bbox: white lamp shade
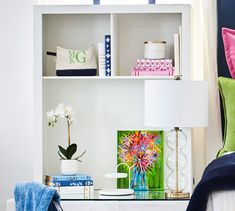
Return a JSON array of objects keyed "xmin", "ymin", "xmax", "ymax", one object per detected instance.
[{"xmin": 144, "ymin": 80, "xmax": 208, "ymax": 128}]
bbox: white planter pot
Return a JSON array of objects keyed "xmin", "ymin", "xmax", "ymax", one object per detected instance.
[{"xmin": 60, "ymin": 160, "xmax": 78, "ymax": 175}]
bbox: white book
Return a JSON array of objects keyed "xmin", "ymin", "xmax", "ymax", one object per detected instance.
[
  {"xmin": 179, "ymin": 26, "xmax": 182, "ymax": 74},
  {"xmin": 56, "ymin": 185, "xmax": 94, "ymax": 195},
  {"xmin": 174, "ymin": 33, "xmax": 180, "ymax": 76},
  {"xmin": 60, "ymin": 193, "xmax": 92, "ymax": 200},
  {"xmin": 98, "ymin": 43, "xmax": 106, "ymax": 77}
]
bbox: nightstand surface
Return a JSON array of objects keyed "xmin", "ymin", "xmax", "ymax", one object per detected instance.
[
  {"xmin": 61, "ymin": 190, "xmax": 189, "ymax": 211},
  {"xmin": 61, "ymin": 189, "xmax": 190, "ymax": 201}
]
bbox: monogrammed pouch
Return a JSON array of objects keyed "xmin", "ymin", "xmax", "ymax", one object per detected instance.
[{"xmin": 55, "ymin": 45, "xmax": 97, "ymax": 76}]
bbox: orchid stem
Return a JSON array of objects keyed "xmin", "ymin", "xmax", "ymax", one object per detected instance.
[{"xmin": 67, "ymin": 119, "xmax": 70, "ymax": 147}]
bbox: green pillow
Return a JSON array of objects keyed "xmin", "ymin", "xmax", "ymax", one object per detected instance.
[{"xmin": 217, "ymin": 77, "xmax": 235, "ymax": 157}]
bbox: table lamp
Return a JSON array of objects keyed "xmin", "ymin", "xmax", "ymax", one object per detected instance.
[{"xmin": 144, "ymin": 78, "xmax": 208, "ymax": 199}]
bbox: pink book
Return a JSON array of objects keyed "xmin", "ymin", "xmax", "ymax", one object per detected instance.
[{"xmin": 131, "ymin": 66, "xmax": 175, "ymax": 76}]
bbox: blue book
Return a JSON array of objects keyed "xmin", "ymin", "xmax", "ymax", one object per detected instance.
[
  {"xmin": 105, "ymin": 35, "xmax": 111, "ymax": 76},
  {"xmin": 52, "ymin": 180, "xmax": 93, "ymax": 187},
  {"xmin": 47, "ymin": 174, "xmax": 92, "ymax": 181}
]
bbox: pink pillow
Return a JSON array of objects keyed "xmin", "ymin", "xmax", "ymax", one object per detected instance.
[{"xmin": 222, "ymin": 27, "xmax": 235, "ymax": 79}]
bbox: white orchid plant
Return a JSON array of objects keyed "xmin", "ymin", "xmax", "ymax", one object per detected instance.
[{"xmin": 47, "ymin": 103, "xmax": 86, "ymax": 161}]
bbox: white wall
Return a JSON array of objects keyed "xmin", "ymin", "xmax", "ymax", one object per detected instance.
[{"xmin": 0, "ymin": 0, "xmax": 34, "ymax": 210}]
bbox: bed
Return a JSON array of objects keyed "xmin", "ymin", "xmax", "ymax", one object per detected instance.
[
  {"xmin": 186, "ymin": 152, "xmax": 235, "ymax": 211},
  {"xmin": 211, "ymin": 1, "xmax": 235, "ymax": 210},
  {"xmin": 188, "ymin": 0, "xmax": 235, "ymax": 211},
  {"xmin": 207, "ymin": 191, "xmax": 235, "ymax": 211}
]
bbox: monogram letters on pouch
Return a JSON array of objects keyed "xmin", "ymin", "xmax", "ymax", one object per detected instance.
[{"xmin": 69, "ymin": 50, "xmax": 86, "ymax": 64}]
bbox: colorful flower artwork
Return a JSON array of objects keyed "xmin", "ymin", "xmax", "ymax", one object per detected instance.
[{"xmin": 117, "ymin": 130, "xmax": 164, "ymax": 191}]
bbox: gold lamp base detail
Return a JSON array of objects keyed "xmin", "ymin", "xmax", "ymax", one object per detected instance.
[{"xmin": 165, "ymin": 191, "xmax": 190, "ymax": 199}]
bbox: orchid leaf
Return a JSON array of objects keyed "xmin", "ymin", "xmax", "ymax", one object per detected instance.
[
  {"xmin": 58, "ymin": 145, "xmax": 68, "ymax": 159},
  {"xmin": 66, "ymin": 143, "xmax": 77, "ymax": 159},
  {"xmin": 58, "ymin": 150, "xmax": 66, "ymax": 160}
]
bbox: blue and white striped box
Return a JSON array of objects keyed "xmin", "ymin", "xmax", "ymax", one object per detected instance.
[{"xmin": 105, "ymin": 35, "xmax": 111, "ymax": 76}]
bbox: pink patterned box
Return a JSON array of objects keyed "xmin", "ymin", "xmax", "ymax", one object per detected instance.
[
  {"xmin": 131, "ymin": 66, "xmax": 175, "ymax": 76},
  {"xmin": 136, "ymin": 59, "xmax": 173, "ymax": 67}
]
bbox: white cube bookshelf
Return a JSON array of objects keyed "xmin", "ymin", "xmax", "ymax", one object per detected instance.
[{"xmin": 34, "ymin": 4, "xmax": 192, "ymax": 197}]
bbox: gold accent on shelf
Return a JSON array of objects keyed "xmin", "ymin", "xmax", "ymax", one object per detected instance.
[
  {"xmin": 44, "ymin": 176, "xmax": 53, "ymax": 187},
  {"xmin": 165, "ymin": 191, "xmax": 190, "ymax": 199},
  {"xmin": 174, "ymin": 75, "xmax": 181, "ymax": 80},
  {"xmin": 144, "ymin": 41, "xmax": 166, "ymax": 44}
]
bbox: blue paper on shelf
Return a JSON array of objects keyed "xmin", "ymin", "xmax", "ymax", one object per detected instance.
[
  {"xmin": 105, "ymin": 35, "xmax": 111, "ymax": 76},
  {"xmin": 52, "ymin": 180, "xmax": 93, "ymax": 187},
  {"xmin": 49, "ymin": 174, "xmax": 92, "ymax": 181}
]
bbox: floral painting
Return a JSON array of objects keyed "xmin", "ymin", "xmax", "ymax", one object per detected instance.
[{"xmin": 117, "ymin": 130, "xmax": 164, "ymax": 191}]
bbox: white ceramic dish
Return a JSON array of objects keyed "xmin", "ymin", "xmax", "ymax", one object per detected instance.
[{"xmin": 99, "ymin": 189, "xmax": 134, "ymax": 196}]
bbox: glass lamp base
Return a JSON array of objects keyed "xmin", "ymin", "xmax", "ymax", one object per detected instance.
[{"xmin": 165, "ymin": 191, "xmax": 190, "ymax": 199}]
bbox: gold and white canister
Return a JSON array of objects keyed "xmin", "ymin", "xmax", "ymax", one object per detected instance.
[{"xmin": 144, "ymin": 41, "xmax": 166, "ymax": 60}]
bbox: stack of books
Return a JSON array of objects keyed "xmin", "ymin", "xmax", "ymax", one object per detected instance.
[
  {"xmin": 98, "ymin": 42, "xmax": 106, "ymax": 77},
  {"xmin": 45, "ymin": 174, "xmax": 94, "ymax": 199},
  {"xmin": 131, "ymin": 59, "xmax": 175, "ymax": 76}
]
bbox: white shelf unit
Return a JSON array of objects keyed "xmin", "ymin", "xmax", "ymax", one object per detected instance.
[
  {"xmin": 36, "ymin": 5, "xmax": 190, "ymax": 78},
  {"xmin": 34, "ymin": 4, "xmax": 192, "ymax": 207},
  {"xmin": 43, "ymin": 76, "xmax": 175, "ymax": 80}
]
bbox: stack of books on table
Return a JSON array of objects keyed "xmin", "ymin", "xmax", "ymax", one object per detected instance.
[{"xmin": 45, "ymin": 174, "xmax": 94, "ymax": 199}]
